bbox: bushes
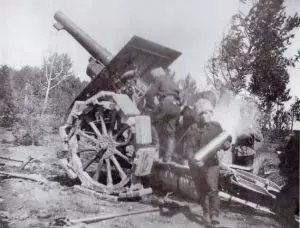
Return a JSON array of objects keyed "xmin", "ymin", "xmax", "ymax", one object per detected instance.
[
  {"xmin": 263, "ymin": 128, "xmax": 292, "ymax": 145},
  {"xmin": 0, "ymin": 66, "xmax": 15, "ymax": 127},
  {"xmin": 13, "ymin": 113, "xmax": 64, "ymax": 146}
]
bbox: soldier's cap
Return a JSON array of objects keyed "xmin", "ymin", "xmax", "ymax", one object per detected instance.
[
  {"xmin": 150, "ymin": 67, "xmax": 166, "ymax": 78},
  {"xmin": 194, "ymin": 98, "xmax": 214, "ymax": 114},
  {"xmin": 188, "ymin": 90, "xmax": 218, "ymax": 108},
  {"xmin": 198, "ymin": 90, "xmax": 217, "ymax": 108}
]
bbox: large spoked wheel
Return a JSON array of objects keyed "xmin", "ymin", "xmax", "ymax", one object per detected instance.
[{"xmin": 66, "ymin": 102, "xmax": 136, "ymax": 194}]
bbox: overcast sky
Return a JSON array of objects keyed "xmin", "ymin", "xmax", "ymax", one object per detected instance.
[{"xmin": 1, "ymin": 0, "xmax": 299, "ymax": 98}]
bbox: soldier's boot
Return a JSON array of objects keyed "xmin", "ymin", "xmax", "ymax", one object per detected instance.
[
  {"xmin": 210, "ymin": 213, "xmax": 220, "ymax": 225},
  {"xmin": 163, "ymin": 137, "xmax": 175, "ymax": 163},
  {"xmin": 202, "ymin": 209, "xmax": 210, "ymax": 223},
  {"xmin": 201, "ymin": 196, "xmax": 211, "ymax": 223}
]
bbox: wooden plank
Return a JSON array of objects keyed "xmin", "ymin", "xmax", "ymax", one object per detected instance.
[
  {"xmin": 0, "ymin": 171, "xmax": 48, "ymax": 184},
  {"xmin": 70, "ymin": 207, "xmax": 160, "ymax": 224},
  {"xmin": 0, "ymin": 156, "xmax": 24, "ymax": 163},
  {"xmin": 73, "ymin": 185, "xmax": 118, "ymax": 202},
  {"xmin": 19, "ymin": 155, "xmax": 34, "ymax": 170},
  {"xmin": 219, "ymin": 192, "xmax": 275, "ymax": 215}
]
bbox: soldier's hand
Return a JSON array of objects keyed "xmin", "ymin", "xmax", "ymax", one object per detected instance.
[
  {"xmin": 178, "ymin": 116, "xmax": 183, "ymax": 125},
  {"xmin": 196, "ymin": 160, "xmax": 204, "ymax": 167},
  {"xmin": 154, "ymin": 96, "xmax": 159, "ymax": 106},
  {"xmin": 191, "ymin": 158, "xmax": 204, "ymax": 167}
]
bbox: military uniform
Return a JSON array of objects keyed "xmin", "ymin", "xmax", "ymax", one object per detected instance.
[
  {"xmin": 145, "ymin": 68, "xmax": 181, "ymax": 162},
  {"xmin": 184, "ymin": 121, "xmax": 228, "ymax": 223},
  {"xmin": 233, "ymin": 129, "xmax": 262, "ymax": 167}
]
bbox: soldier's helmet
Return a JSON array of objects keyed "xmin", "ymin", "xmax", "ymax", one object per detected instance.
[
  {"xmin": 194, "ymin": 98, "xmax": 214, "ymax": 115},
  {"xmin": 198, "ymin": 90, "xmax": 218, "ymax": 108},
  {"xmin": 187, "ymin": 90, "xmax": 218, "ymax": 108},
  {"xmin": 150, "ymin": 67, "xmax": 166, "ymax": 79}
]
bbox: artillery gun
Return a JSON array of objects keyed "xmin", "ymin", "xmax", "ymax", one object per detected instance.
[
  {"xmin": 55, "ymin": 11, "xmax": 181, "ymax": 196},
  {"xmin": 55, "ymin": 12, "xmax": 285, "ymax": 216}
]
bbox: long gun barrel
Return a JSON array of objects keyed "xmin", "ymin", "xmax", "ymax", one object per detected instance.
[{"xmin": 53, "ymin": 11, "xmax": 113, "ymax": 66}]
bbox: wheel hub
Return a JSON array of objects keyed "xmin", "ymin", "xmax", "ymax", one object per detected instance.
[{"xmin": 100, "ymin": 135, "xmax": 118, "ymax": 159}]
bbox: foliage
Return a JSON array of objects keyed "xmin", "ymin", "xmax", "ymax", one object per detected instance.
[
  {"xmin": 178, "ymin": 73, "xmax": 198, "ymax": 104},
  {"xmin": 4, "ymin": 53, "xmax": 88, "ymax": 145},
  {"xmin": 206, "ymin": 0, "xmax": 300, "ymax": 110},
  {"xmin": 244, "ymin": 0, "xmax": 300, "ymax": 108},
  {"xmin": 49, "ymin": 75, "xmax": 88, "ymax": 116},
  {"xmin": 0, "ymin": 65, "xmax": 15, "ymax": 127},
  {"xmin": 11, "ymin": 66, "xmax": 42, "ymax": 97},
  {"xmin": 205, "ymin": 17, "xmax": 250, "ymax": 94},
  {"xmin": 290, "ymin": 96, "xmax": 300, "ymax": 120},
  {"xmin": 273, "ymin": 105, "xmax": 290, "ymax": 130},
  {"xmin": 165, "ymin": 68, "xmax": 176, "ymax": 80},
  {"xmin": 40, "ymin": 52, "xmax": 73, "ymax": 115}
]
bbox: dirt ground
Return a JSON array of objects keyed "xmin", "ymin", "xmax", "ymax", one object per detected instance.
[{"xmin": 0, "ymin": 128, "xmax": 296, "ymax": 228}]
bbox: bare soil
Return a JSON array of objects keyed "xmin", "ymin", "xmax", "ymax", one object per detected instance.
[{"xmin": 0, "ymin": 128, "xmax": 295, "ymax": 228}]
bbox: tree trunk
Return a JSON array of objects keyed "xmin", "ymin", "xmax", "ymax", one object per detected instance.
[
  {"xmin": 42, "ymin": 82, "xmax": 50, "ymax": 116},
  {"xmin": 24, "ymin": 83, "xmax": 29, "ymax": 107},
  {"xmin": 30, "ymin": 115, "xmax": 34, "ymax": 146},
  {"xmin": 290, "ymin": 113, "xmax": 294, "ymax": 132}
]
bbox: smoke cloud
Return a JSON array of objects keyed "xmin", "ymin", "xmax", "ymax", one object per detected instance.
[{"xmin": 213, "ymin": 90, "xmax": 261, "ymax": 143}]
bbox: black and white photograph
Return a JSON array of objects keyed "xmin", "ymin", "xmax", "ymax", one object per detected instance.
[{"xmin": 0, "ymin": 0, "xmax": 299, "ymax": 227}]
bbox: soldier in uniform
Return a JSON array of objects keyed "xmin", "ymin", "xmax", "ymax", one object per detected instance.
[
  {"xmin": 144, "ymin": 67, "xmax": 182, "ymax": 163},
  {"xmin": 176, "ymin": 90, "xmax": 218, "ymax": 165},
  {"xmin": 233, "ymin": 127, "xmax": 263, "ymax": 168},
  {"xmin": 183, "ymin": 96, "xmax": 231, "ymax": 225}
]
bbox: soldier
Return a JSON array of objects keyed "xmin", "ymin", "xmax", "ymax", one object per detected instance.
[
  {"xmin": 144, "ymin": 67, "xmax": 182, "ymax": 163},
  {"xmin": 183, "ymin": 96, "xmax": 230, "ymax": 225},
  {"xmin": 176, "ymin": 90, "xmax": 218, "ymax": 165},
  {"xmin": 233, "ymin": 127, "xmax": 263, "ymax": 168}
]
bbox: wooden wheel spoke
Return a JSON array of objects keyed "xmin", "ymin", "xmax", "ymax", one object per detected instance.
[
  {"xmin": 111, "ymin": 155, "xmax": 127, "ymax": 180},
  {"xmin": 81, "ymin": 130, "xmax": 95, "ymax": 136},
  {"xmin": 83, "ymin": 155, "xmax": 98, "ymax": 171},
  {"xmin": 105, "ymin": 158, "xmax": 113, "ymax": 187},
  {"xmin": 89, "ymin": 122, "xmax": 102, "ymax": 139},
  {"xmin": 109, "ymin": 110, "xmax": 117, "ymax": 133},
  {"xmin": 115, "ymin": 131, "xmax": 133, "ymax": 147},
  {"xmin": 78, "ymin": 130, "xmax": 98, "ymax": 145},
  {"xmin": 114, "ymin": 149, "xmax": 129, "ymax": 162},
  {"xmin": 77, "ymin": 149, "xmax": 97, "ymax": 155},
  {"xmin": 93, "ymin": 158, "xmax": 103, "ymax": 181},
  {"xmin": 116, "ymin": 142, "xmax": 128, "ymax": 147},
  {"xmin": 113, "ymin": 125, "xmax": 130, "ymax": 140},
  {"xmin": 100, "ymin": 116, "xmax": 108, "ymax": 135}
]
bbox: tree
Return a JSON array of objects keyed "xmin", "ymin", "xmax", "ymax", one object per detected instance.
[
  {"xmin": 244, "ymin": 0, "xmax": 300, "ymax": 108},
  {"xmin": 165, "ymin": 68, "xmax": 176, "ymax": 80},
  {"xmin": 205, "ymin": 16, "xmax": 250, "ymax": 94},
  {"xmin": 273, "ymin": 105, "xmax": 290, "ymax": 130},
  {"xmin": 0, "ymin": 65, "xmax": 15, "ymax": 127},
  {"xmin": 49, "ymin": 75, "xmax": 88, "ymax": 116},
  {"xmin": 178, "ymin": 73, "xmax": 198, "ymax": 104},
  {"xmin": 40, "ymin": 52, "xmax": 73, "ymax": 115},
  {"xmin": 11, "ymin": 66, "xmax": 42, "ymax": 108},
  {"xmin": 206, "ymin": 0, "xmax": 300, "ymax": 110},
  {"xmin": 289, "ymin": 96, "xmax": 300, "ymax": 130},
  {"xmin": 10, "ymin": 66, "xmax": 45, "ymax": 144}
]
